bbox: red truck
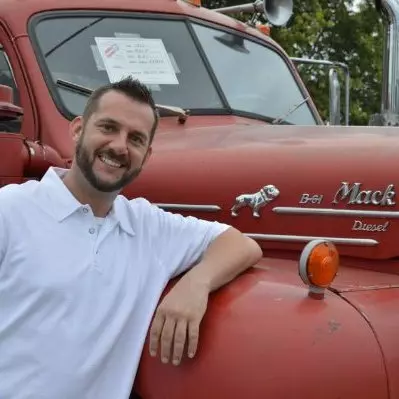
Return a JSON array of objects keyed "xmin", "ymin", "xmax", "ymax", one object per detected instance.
[{"xmin": 1, "ymin": 0, "xmax": 399, "ymax": 397}]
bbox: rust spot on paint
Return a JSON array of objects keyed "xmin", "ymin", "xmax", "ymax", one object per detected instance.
[
  {"xmin": 311, "ymin": 320, "xmax": 342, "ymax": 346},
  {"xmin": 328, "ymin": 320, "xmax": 341, "ymax": 333}
]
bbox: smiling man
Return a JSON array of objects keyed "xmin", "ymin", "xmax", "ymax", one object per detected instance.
[
  {"xmin": 63, "ymin": 80, "xmax": 156, "ymax": 208},
  {"xmin": 0, "ymin": 77, "xmax": 262, "ymax": 399}
]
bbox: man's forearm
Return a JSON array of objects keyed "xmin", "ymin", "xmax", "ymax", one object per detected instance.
[
  {"xmin": 185, "ymin": 227, "xmax": 262, "ymax": 292},
  {"xmin": 150, "ymin": 227, "xmax": 262, "ymax": 364}
]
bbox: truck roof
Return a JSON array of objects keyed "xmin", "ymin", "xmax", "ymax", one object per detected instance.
[{"xmin": 0, "ymin": 0, "xmax": 279, "ymax": 48}]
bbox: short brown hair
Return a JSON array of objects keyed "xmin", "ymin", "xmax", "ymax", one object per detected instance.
[{"xmin": 83, "ymin": 76, "xmax": 159, "ymax": 143}]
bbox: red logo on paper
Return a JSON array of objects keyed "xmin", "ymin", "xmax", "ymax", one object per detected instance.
[{"xmin": 104, "ymin": 44, "xmax": 119, "ymax": 58}]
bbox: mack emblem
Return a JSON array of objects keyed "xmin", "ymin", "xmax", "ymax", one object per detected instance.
[
  {"xmin": 332, "ymin": 182, "xmax": 396, "ymax": 206},
  {"xmin": 231, "ymin": 185, "xmax": 280, "ymax": 218}
]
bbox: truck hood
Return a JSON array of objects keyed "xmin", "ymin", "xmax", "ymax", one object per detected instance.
[
  {"xmin": 135, "ymin": 258, "xmax": 389, "ymax": 399},
  {"xmin": 125, "ymin": 119, "xmax": 399, "ymax": 260}
]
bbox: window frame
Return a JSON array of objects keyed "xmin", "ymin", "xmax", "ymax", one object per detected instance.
[
  {"xmin": 0, "ymin": 46, "xmax": 22, "ymax": 132},
  {"xmin": 0, "ymin": 20, "xmax": 38, "ymax": 139},
  {"xmin": 28, "ymin": 10, "xmax": 322, "ymax": 125}
]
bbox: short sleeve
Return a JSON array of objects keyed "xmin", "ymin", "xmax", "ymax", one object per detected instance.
[
  {"xmin": 0, "ymin": 210, "xmax": 8, "ymax": 266},
  {"xmin": 141, "ymin": 200, "xmax": 230, "ymax": 278}
]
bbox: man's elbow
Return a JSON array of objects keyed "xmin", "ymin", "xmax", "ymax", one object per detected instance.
[
  {"xmin": 228, "ymin": 226, "xmax": 263, "ymax": 266},
  {"xmin": 215, "ymin": 226, "xmax": 263, "ymax": 266},
  {"xmin": 245, "ymin": 235, "xmax": 263, "ymax": 266}
]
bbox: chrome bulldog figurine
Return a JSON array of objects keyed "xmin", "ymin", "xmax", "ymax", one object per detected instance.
[{"xmin": 231, "ymin": 185, "xmax": 280, "ymax": 218}]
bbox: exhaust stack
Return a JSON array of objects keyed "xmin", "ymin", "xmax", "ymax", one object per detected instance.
[{"xmin": 375, "ymin": 0, "xmax": 399, "ymax": 126}]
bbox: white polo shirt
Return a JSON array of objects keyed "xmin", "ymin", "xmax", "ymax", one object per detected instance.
[{"xmin": 0, "ymin": 167, "xmax": 230, "ymax": 399}]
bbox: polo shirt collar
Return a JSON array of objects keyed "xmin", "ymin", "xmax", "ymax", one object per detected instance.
[
  {"xmin": 37, "ymin": 167, "xmax": 135, "ymax": 236},
  {"xmin": 108, "ymin": 196, "xmax": 136, "ymax": 236}
]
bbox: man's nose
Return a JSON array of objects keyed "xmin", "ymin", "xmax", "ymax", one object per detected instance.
[{"xmin": 109, "ymin": 132, "xmax": 129, "ymax": 155}]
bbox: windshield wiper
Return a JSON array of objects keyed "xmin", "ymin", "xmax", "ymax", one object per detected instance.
[
  {"xmin": 271, "ymin": 96, "xmax": 311, "ymax": 125},
  {"xmin": 45, "ymin": 18, "xmax": 104, "ymax": 58},
  {"xmin": 56, "ymin": 79, "xmax": 93, "ymax": 96},
  {"xmin": 56, "ymin": 79, "xmax": 190, "ymax": 123}
]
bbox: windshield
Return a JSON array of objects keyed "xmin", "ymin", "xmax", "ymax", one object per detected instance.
[{"xmin": 31, "ymin": 13, "xmax": 318, "ymax": 125}]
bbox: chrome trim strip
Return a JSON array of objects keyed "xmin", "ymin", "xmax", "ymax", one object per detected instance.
[
  {"xmin": 273, "ymin": 207, "xmax": 399, "ymax": 218},
  {"xmin": 154, "ymin": 204, "xmax": 221, "ymax": 212},
  {"xmin": 246, "ymin": 234, "xmax": 378, "ymax": 246}
]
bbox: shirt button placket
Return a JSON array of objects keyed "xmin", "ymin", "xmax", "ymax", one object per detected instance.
[
  {"xmin": 81, "ymin": 206, "xmax": 101, "ymax": 271},
  {"xmin": 88, "ymin": 226, "xmax": 102, "ymax": 272}
]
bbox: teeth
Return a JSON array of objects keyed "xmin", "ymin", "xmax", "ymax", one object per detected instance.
[{"xmin": 99, "ymin": 154, "xmax": 122, "ymax": 168}]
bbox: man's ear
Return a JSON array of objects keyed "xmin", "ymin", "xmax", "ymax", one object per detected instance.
[{"xmin": 70, "ymin": 116, "xmax": 84, "ymax": 143}]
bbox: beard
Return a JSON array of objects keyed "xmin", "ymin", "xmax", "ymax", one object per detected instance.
[{"xmin": 75, "ymin": 135, "xmax": 144, "ymax": 193}]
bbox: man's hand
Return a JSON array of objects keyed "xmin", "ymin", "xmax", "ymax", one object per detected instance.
[
  {"xmin": 149, "ymin": 228, "xmax": 261, "ymax": 366},
  {"xmin": 149, "ymin": 275, "xmax": 210, "ymax": 366}
]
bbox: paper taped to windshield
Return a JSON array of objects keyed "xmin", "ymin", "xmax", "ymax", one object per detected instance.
[{"xmin": 94, "ymin": 37, "xmax": 179, "ymax": 85}]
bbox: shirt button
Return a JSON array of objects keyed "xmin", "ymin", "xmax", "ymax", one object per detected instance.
[
  {"xmin": 82, "ymin": 207, "xmax": 89, "ymax": 214},
  {"xmin": 89, "ymin": 227, "xmax": 96, "ymax": 234}
]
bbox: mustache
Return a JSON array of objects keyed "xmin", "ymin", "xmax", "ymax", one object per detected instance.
[{"xmin": 96, "ymin": 148, "xmax": 130, "ymax": 168}]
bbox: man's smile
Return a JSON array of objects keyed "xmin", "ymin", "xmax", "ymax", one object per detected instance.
[{"xmin": 98, "ymin": 153, "xmax": 127, "ymax": 169}]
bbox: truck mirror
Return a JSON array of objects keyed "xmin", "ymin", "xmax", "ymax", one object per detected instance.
[
  {"xmin": 328, "ymin": 68, "xmax": 341, "ymax": 125},
  {"xmin": 0, "ymin": 84, "xmax": 23, "ymax": 121},
  {"xmin": 215, "ymin": 33, "xmax": 249, "ymax": 53}
]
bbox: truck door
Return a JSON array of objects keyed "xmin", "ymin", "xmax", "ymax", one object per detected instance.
[{"xmin": 0, "ymin": 45, "xmax": 28, "ymax": 187}]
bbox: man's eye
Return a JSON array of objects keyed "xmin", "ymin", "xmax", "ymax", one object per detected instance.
[
  {"xmin": 102, "ymin": 124, "xmax": 114, "ymax": 132},
  {"xmin": 130, "ymin": 136, "xmax": 145, "ymax": 145}
]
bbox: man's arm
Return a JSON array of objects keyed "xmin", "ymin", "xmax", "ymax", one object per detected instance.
[
  {"xmin": 149, "ymin": 227, "xmax": 262, "ymax": 366},
  {"xmin": 184, "ymin": 226, "xmax": 262, "ymax": 292}
]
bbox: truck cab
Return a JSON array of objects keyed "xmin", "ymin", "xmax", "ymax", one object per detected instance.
[{"xmin": 1, "ymin": 0, "xmax": 399, "ymax": 398}]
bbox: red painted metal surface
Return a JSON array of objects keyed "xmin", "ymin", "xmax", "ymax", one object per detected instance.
[
  {"xmin": 135, "ymin": 260, "xmax": 388, "ymax": 399},
  {"xmin": 0, "ymin": 133, "xmax": 28, "ymax": 185},
  {"xmin": 125, "ymin": 122, "xmax": 399, "ymax": 261},
  {"xmin": 341, "ymin": 289, "xmax": 399, "ymax": 399},
  {"xmin": 332, "ymin": 264, "xmax": 399, "ymax": 292}
]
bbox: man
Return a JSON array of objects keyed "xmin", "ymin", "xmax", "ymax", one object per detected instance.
[{"xmin": 0, "ymin": 77, "xmax": 262, "ymax": 399}]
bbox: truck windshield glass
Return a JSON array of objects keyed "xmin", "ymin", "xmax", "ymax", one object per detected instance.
[
  {"xmin": 193, "ymin": 24, "xmax": 316, "ymax": 125},
  {"xmin": 32, "ymin": 15, "xmax": 317, "ymax": 125}
]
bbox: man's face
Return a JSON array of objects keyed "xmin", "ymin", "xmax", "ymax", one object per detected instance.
[{"xmin": 71, "ymin": 90, "xmax": 154, "ymax": 192}]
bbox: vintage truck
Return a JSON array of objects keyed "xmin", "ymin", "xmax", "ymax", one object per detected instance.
[{"xmin": 1, "ymin": 0, "xmax": 399, "ymax": 397}]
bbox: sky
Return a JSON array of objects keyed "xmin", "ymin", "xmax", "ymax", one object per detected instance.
[{"xmin": 352, "ymin": 0, "xmax": 363, "ymax": 11}]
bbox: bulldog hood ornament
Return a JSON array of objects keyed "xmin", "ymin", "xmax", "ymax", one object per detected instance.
[{"xmin": 231, "ymin": 185, "xmax": 280, "ymax": 218}]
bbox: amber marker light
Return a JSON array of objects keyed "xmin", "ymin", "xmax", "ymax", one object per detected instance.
[
  {"xmin": 256, "ymin": 23, "xmax": 271, "ymax": 36},
  {"xmin": 299, "ymin": 240, "xmax": 339, "ymax": 300},
  {"xmin": 181, "ymin": 0, "xmax": 201, "ymax": 6}
]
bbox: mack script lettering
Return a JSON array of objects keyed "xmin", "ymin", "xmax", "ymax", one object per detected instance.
[
  {"xmin": 333, "ymin": 182, "xmax": 396, "ymax": 206},
  {"xmin": 352, "ymin": 220, "xmax": 390, "ymax": 232}
]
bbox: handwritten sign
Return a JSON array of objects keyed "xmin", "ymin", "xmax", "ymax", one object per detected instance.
[{"xmin": 94, "ymin": 37, "xmax": 179, "ymax": 85}]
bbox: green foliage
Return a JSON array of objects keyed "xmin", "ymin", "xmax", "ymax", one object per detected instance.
[{"xmin": 202, "ymin": 0, "xmax": 384, "ymax": 125}]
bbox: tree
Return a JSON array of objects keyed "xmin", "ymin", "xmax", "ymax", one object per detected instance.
[{"xmin": 202, "ymin": 0, "xmax": 383, "ymax": 125}]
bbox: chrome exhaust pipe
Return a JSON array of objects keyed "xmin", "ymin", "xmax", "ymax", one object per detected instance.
[{"xmin": 376, "ymin": 0, "xmax": 399, "ymax": 126}]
